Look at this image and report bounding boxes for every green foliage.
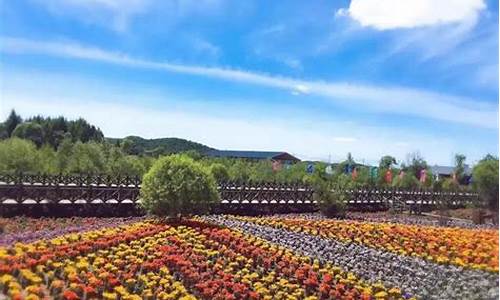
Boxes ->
[472,155,499,211]
[379,155,396,169]
[12,122,44,147]
[108,136,211,157]
[106,146,147,176]
[454,153,466,182]
[404,151,428,178]
[140,154,219,217]
[38,144,58,174]
[227,159,251,182]
[0,137,154,176]
[442,177,459,191]
[4,110,22,137]
[66,142,107,174]
[0,123,8,139]
[210,163,230,182]
[1,112,103,148]
[314,179,347,218]
[55,138,74,173]
[0,138,40,173]
[392,171,419,189]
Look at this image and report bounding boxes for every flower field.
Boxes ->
[0,215,498,300]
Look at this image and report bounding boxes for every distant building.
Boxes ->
[430,165,472,182]
[205,150,300,164]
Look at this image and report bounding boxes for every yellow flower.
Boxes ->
[374,291,388,299]
[102,291,118,300]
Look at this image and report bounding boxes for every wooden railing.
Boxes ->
[0,173,477,206]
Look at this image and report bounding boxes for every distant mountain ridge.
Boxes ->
[106,136,213,156]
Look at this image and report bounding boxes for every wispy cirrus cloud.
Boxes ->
[1,36,497,128]
[34,0,153,32]
[33,0,228,32]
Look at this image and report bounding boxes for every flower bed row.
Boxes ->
[1,219,408,300]
[201,215,499,300]
[230,216,499,272]
[0,217,144,246]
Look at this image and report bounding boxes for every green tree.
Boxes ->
[472,155,499,211]
[0,138,40,173]
[0,123,8,139]
[66,142,107,174]
[392,171,419,189]
[405,151,428,179]
[228,159,251,182]
[121,138,135,155]
[210,163,230,182]
[249,160,274,182]
[314,180,347,218]
[38,144,58,174]
[55,138,74,173]
[140,154,219,217]
[68,118,104,143]
[379,155,397,169]
[11,122,44,147]
[454,153,466,183]
[4,110,22,137]
[442,177,459,191]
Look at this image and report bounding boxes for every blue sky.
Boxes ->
[0,0,498,165]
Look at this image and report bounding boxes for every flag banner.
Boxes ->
[352,167,358,180]
[306,163,314,174]
[345,165,353,174]
[419,169,427,183]
[399,170,405,179]
[385,169,393,183]
[272,160,282,172]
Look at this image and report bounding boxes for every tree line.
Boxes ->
[0,110,498,210]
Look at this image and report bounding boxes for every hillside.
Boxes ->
[106,136,213,156]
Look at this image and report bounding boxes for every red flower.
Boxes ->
[62,290,80,300]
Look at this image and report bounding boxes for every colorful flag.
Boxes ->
[272,160,282,172]
[399,170,405,179]
[352,167,358,180]
[419,169,427,183]
[306,163,314,174]
[385,169,393,183]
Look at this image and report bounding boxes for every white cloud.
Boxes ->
[1,37,497,128]
[188,36,220,58]
[341,0,486,30]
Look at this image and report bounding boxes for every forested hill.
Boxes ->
[106,136,213,156]
[1,110,213,157]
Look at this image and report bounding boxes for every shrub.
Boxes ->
[0,138,40,173]
[392,172,419,189]
[472,156,499,211]
[140,154,219,217]
[314,180,347,218]
[210,163,230,182]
